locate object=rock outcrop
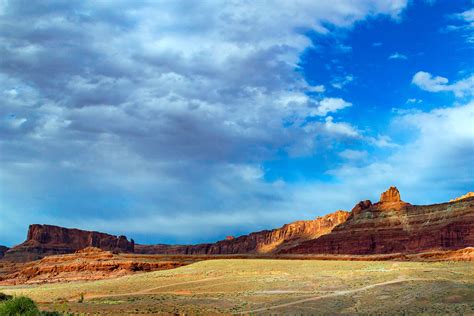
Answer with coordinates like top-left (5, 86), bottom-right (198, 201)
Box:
top-left (136, 210), bottom-right (350, 255)
top-left (283, 187), bottom-right (474, 255)
top-left (2, 187), bottom-right (472, 261)
top-left (380, 186), bottom-right (401, 202)
top-left (3, 225), bottom-right (134, 262)
top-left (0, 246), bottom-right (9, 259)
top-left (451, 192), bottom-right (474, 202)
top-left (0, 247), bottom-right (188, 285)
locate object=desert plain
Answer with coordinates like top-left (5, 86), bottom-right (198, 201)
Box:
top-left (1, 258), bottom-right (473, 315)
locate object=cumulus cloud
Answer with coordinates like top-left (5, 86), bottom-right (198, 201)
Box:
top-left (323, 116), bottom-right (360, 137)
top-left (312, 97), bottom-right (352, 116)
top-left (328, 101), bottom-right (474, 204)
top-left (308, 85), bottom-right (326, 93)
top-left (0, 0), bottom-right (410, 245)
top-left (412, 71), bottom-right (474, 97)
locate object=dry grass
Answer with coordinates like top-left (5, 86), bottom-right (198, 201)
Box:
top-left (1, 259), bottom-right (473, 314)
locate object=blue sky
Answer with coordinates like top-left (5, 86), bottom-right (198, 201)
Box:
top-left (0, 0), bottom-right (473, 246)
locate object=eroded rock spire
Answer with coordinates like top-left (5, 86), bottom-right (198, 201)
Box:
top-left (380, 186), bottom-right (401, 203)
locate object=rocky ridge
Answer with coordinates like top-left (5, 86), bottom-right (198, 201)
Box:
top-left (451, 192), bottom-right (474, 202)
top-left (1, 187), bottom-right (472, 261)
top-left (283, 187), bottom-right (474, 255)
top-left (0, 247), bottom-right (187, 285)
top-left (135, 210), bottom-right (350, 255)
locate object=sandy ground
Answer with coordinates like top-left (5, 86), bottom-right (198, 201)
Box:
top-left (1, 259), bottom-right (473, 314)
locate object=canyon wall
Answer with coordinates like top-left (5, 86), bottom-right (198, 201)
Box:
top-left (136, 210), bottom-right (350, 255)
top-left (283, 188), bottom-right (474, 255)
top-left (2, 188), bottom-right (472, 260)
top-left (4, 224), bottom-right (134, 262)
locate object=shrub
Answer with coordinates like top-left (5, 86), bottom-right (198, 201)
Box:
top-left (0, 293), bottom-right (13, 302)
top-left (0, 296), bottom-right (39, 315)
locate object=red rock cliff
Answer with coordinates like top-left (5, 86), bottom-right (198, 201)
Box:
top-left (135, 210), bottom-right (349, 255)
top-left (4, 225), bottom-right (134, 262)
top-left (283, 187), bottom-right (474, 255)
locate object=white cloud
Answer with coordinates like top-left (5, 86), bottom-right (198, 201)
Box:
top-left (324, 116), bottom-right (360, 137)
top-left (388, 52), bottom-right (408, 60)
top-left (328, 101), bottom-right (474, 204)
top-left (331, 74), bottom-right (354, 89)
top-left (308, 85), bottom-right (325, 93)
top-left (313, 97), bottom-right (352, 116)
top-left (456, 8), bottom-right (474, 23)
top-left (444, 8), bottom-right (474, 43)
top-left (412, 71), bottom-right (474, 97)
top-left (406, 98), bottom-right (422, 104)
top-left (0, 1), bottom-right (410, 245)
top-left (367, 135), bottom-right (398, 148)
top-left (339, 149), bottom-right (368, 160)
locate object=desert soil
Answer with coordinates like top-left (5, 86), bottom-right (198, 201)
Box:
top-left (1, 259), bottom-right (473, 315)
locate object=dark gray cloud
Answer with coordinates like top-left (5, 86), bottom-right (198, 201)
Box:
top-left (0, 0), bottom-right (414, 245)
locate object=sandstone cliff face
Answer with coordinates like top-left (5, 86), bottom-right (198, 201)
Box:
top-left (0, 246), bottom-right (9, 259)
top-left (136, 210), bottom-right (350, 255)
top-left (380, 186), bottom-right (401, 202)
top-left (4, 225), bottom-right (134, 262)
top-left (451, 192), bottom-right (474, 202)
top-left (283, 188), bottom-right (474, 255)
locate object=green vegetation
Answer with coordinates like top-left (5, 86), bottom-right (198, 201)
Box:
top-left (77, 293), bottom-right (84, 303)
top-left (0, 293), bottom-right (12, 302)
top-left (0, 296), bottom-right (39, 315)
top-left (0, 294), bottom-right (61, 316)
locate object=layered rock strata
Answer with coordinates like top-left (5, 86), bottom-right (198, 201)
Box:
top-left (283, 187), bottom-right (474, 254)
top-left (0, 247), bottom-right (187, 285)
top-left (136, 210), bottom-right (350, 254)
top-left (4, 225), bottom-right (134, 262)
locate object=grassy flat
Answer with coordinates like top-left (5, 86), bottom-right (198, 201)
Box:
top-left (1, 259), bottom-right (473, 314)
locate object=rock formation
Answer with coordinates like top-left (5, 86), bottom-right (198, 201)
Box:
top-left (3, 225), bottom-right (134, 262)
top-left (2, 187), bottom-right (472, 261)
top-left (282, 187), bottom-right (474, 255)
top-left (136, 210), bottom-right (350, 255)
top-left (0, 247), bottom-right (188, 285)
top-left (380, 186), bottom-right (401, 202)
top-left (451, 192), bottom-right (474, 202)
top-left (0, 246), bottom-right (9, 259)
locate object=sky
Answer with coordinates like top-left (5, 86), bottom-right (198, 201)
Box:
top-left (0, 0), bottom-right (473, 247)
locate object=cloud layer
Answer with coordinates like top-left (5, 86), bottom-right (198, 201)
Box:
top-left (3, 1), bottom-right (472, 246)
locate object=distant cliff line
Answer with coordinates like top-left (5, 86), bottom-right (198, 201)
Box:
top-left (1, 187), bottom-right (473, 261)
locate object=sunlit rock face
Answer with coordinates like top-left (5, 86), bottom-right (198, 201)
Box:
top-left (282, 187), bottom-right (474, 255)
top-left (451, 192), bottom-right (474, 202)
top-left (136, 210), bottom-right (350, 255)
top-left (380, 186), bottom-right (401, 203)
